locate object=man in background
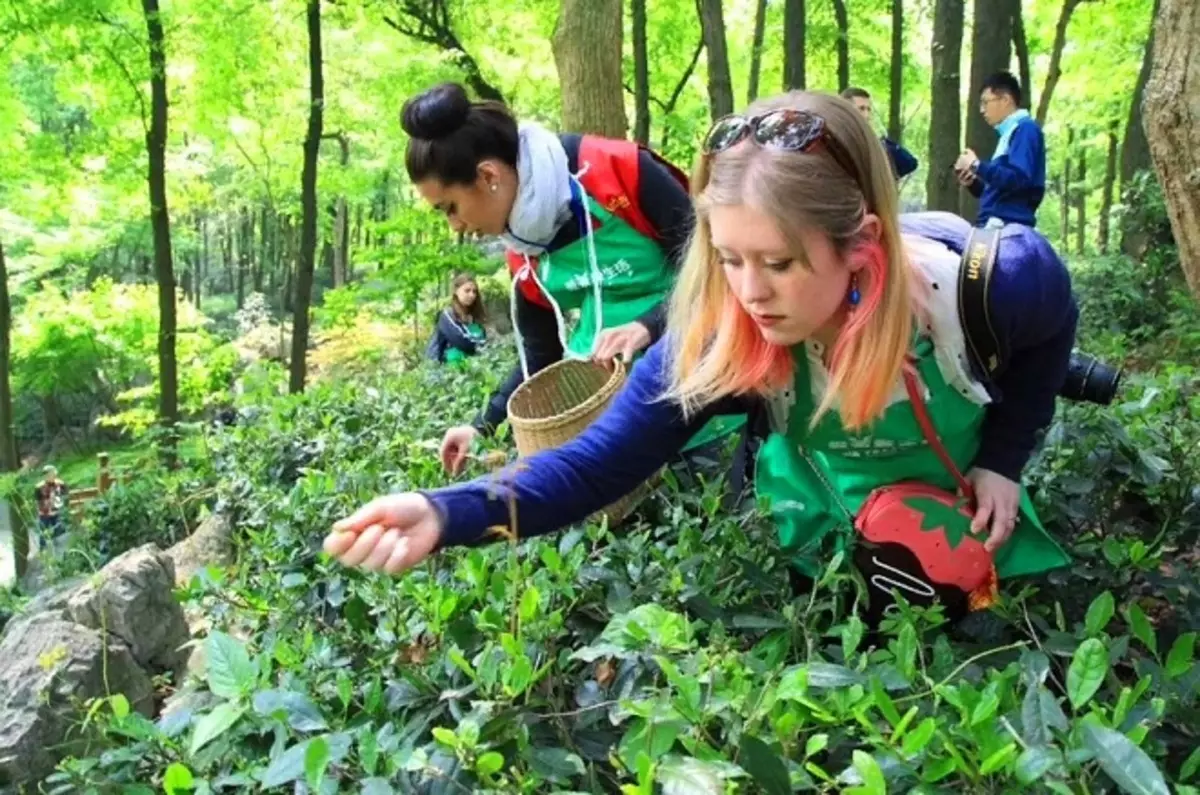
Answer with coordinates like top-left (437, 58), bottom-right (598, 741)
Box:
top-left (955, 71), bottom-right (1046, 227)
top-left (34, 465), bottom-right (69, 545)
top-left (842, 87), bottom-right (918, 179)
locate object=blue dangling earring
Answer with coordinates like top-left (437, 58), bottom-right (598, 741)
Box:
top-left (848, 274), bottom-right (861, 307)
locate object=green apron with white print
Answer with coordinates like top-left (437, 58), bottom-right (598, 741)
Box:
top-left (755, 334), bottom-right (1070, 580)
top-left (534, 191), bottom-right (745, 452)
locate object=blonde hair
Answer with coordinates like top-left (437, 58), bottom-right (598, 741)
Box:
top-left (667, 91), bottom-right (917, 431)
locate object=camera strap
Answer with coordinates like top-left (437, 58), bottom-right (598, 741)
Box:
top-left (957, 226), bottom-right (1007, 390)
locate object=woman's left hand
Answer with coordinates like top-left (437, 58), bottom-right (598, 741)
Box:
top-left (592, 321), bottom-right (652, 365)
top-left (967, 468), bottom-right (1020, 553)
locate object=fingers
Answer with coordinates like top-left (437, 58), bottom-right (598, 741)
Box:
top-left (333, 500), bottom-right (386, 535)
top-left (323, 529), bottom-right (356, 557)
top-left (985, 507), bottom-right (1017, 553)
top-left (970, 493), bottom-right (993, 536)
top-left (338, 523), bottom-right (384, 567)
top-left (448, 443), bottom-right (468, 476)
top-left (592, 332), bottom-right (621, 364)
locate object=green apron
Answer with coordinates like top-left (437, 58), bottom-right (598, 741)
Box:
top-left (533, 192), bottom-right (744, 451)
top-left (754, 334), bottom-right (1070, 580)
top-left (444, 322), bottom-right (486, 364)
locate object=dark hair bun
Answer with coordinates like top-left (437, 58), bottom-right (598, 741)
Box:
top-left (401, 83), bottom-right (472, 140)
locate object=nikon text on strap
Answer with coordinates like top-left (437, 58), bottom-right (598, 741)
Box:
top-left (957, 226), bottom-right (1006, 388)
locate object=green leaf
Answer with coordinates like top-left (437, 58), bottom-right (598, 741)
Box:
top-left (979, 742), bottom-right (1019, 776)
top-left (259, 734), bottom-right (351, 788)
top-left (845, 750), bottom-right (886, 795)
top-left (162, 762), bottom-right (194, 795)
top-left (1015, 746), bottom-right (1061, 784)
top-left (894, 623), bottom-right (917, 680)
top-left (658, 755), bottom-right (724, 795)
top-left (110, 694), bottom-right (130, 720)
top-left (205, 631), bottom-right (256, 700)
top-left (1180, 745), bottom-right (1200, 782)
top-left (476, 751), bottom-right (504, 777)
top-left (519, 587), bottom-right (539, 624)
top-left (432, 727), bottom-right (458, 748)
top-left (190, 703), bottom-right (246, 755)
top-left (304, 736), bottom-right (330, 792)
top-left (360, 779), bottom-right (394, 795)
top-left (738, 735), bottom-right (791, 795)
top-left (1085, 592), bottom-right (1116, 636)
top-left (1080, 723), bottom-right (1170, 795)
top-left (842, 615), bottom-right (865, 659)
top-left (1166, 632), bottom-right (1196, 678)
top-left (1126, 603), bottom-right (1158, 657)
top-left (1067, 639), bottom-right (1109, 710)
top-left (252, 689), bottom-right (327, 732)
top-left (1022, 685), bottom-right (1068, 746)
top-left (529, 747), bottom-right (585, 781)
top-left (806, 734), bottom-right (829, 758)
top-left (902, 718), bottom-right (937, 756)
top-left (806, 662), bottom-right (865, 688)
top-left (971, 683), bottom-right (1001, 726)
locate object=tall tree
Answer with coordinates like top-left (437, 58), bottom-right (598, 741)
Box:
top-left (833, 0), bottom-right (849, 93)
top-left (1120, 0), bottom-right (1160, 257)
top-left (632, 0), bottom-right (651, 145)
top-left (1011, 2), bottom-right (1032, 110)
top-left (552, 0), bottom-right (626, 136)
top-left (888, 0), bottom-right (903, 142)
top-left (324, 132), bottom-right (350, 288)
top-left (1099, 120), bottom-right (1118, 253)
top-left (927, 0), bottom-right (965, 214)
top-left (142, 0), bottom-right (178, 465)
top-left (697, 0), bottom-right (734, 120)
top-left (1036, 0), bottom-right (1093, 126)
top-left (0, 240), bottom-right (17, 473)
top-left (383, 1), bottom-right (504, 102)
top-left (784, 0), bottom-right (806, 90)
top-left (1075, 145), bottom-right (1087, 255)
top-left (1145, 0), bottom-right (1200, 298)
top-left (291, 0), bottom-right (324, 394)
top-left (747, 0), bottom-right (768, 103)
top-left (963, 0), bottom-right (1013, 223)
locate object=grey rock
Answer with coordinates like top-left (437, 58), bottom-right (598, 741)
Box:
top-left (66, 544), bottom-right (190, 677)
top-left (166, 511), bottom-right (233, 587)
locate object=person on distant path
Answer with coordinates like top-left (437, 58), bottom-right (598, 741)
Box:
top-left (955, 71), bottom-right (1046, 228)
top-left (331, 91), bottom-right (1077, 625)
top-left (34, 465), bottom-right (69, 544)
top-left (400, 82), bottom-right (745, 480)
top-left (841, 87), bottom-right (918, 180)
top-left (426, 273), bottom-right (488, 365)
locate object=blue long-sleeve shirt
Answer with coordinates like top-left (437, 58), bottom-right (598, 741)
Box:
top-left (971, 116), bottom-right (1046, 227)
top-left (882, 137), bottom-right (918, 179)
top-left (428, 214), bottom-right (1077, 549)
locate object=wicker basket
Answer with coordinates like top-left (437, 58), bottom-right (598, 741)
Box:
top-left (507, 358), bottom-right (650, 526)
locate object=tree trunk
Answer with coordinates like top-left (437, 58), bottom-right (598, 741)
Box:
top-left (1145, 0), bottom-right (1200, 297)
top-left (291, 0), bottom-right (323, 395)
top-left (927, 0), bottom-right (964, 214)
top-left (1036, 0), bottom-right (1083, 127)
top-left (197, 215), bottom-right (205, 311)
top-left (1012, 1), bottom-right (1033, 111)
top-left (747, 0), bottom-right (768, 103)
top-left (1061, 127), bottom-right (1073, 249)
top-left (257, 204), bottom-right (268, 294)
top-left (142, 0), bottom-right (178, 467)
top-left (1120, 0), bottom-right (1160, 257)
top-left (697, 0), bottom-right (734, 120)
top-left (237, 207), bottom-right (250, 308)
top-left (833, 0), bottom-right (849, 94)
top-left (784, 0), bottom-right (806, 90)
top-left (1099, 120), bottom-right (1118, 254)
top-left (632, 0), bottom-right (650, 145)
top-left (1075, 146), bottom-right (1087, 255)
top-left (0, 240), bottom-right (18, 472)
top-left (963, 0), bottom-right (1013, 223)
top-left (552, 0), bottom-right (626, 137)
top-left (888, 0), bottom-right (903, 142)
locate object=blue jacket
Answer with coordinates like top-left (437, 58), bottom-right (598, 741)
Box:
top-left (971, 116), bottom-right (1046, 227)
top-left (883, 137), bottom-right (918, 179)
top-left (427, 214), bottom-right (1077, 549)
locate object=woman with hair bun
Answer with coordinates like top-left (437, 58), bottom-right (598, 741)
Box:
top-left (400, 82), bottom-right (744, 478)
top-left (336, 90), bottom-right (1077, 626)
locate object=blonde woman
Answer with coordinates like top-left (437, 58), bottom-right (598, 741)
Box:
top-left (326, 91), bottom-right (1076, 624)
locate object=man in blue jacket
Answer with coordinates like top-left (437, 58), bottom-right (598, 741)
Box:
top-left (841, 87), bottom-right (918, 180)
top-left (955, 71), bottom-right (1046, 227)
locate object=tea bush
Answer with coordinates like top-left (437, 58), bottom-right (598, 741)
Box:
top-left (34, 286), bottom-right (1200, 795)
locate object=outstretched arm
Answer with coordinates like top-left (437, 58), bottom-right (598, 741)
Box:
top-left (435, 340), bottom-right (736, 547)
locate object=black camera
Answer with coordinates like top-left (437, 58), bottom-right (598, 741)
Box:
top-left (1059, 351), bottom-right (1122, 405)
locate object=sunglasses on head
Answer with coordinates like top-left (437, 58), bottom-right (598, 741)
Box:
top-left (702, 109), bottom-right (863, 192)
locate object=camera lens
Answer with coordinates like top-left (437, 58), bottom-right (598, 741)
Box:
top-left (1060, 352), bottom-right (1122, 405)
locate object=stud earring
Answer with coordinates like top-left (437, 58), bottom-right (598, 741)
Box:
top-left (848, 274), bottom-right (861, 307)
top-left (489, 183), bottom-right (498, 193)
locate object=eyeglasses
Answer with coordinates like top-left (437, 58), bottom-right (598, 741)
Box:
top-left (701, 109), bottom-right (863, 192)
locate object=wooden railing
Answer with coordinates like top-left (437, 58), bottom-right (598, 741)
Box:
top-left (67, 453), bottom-right (127, 518)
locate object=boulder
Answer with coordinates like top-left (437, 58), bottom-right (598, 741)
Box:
top-left (0, 616), bottom-right (153, 787)
top-left (166, 511), bottom-right (233, 588)
top-left (66, 544), bottom-right (191, 677)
